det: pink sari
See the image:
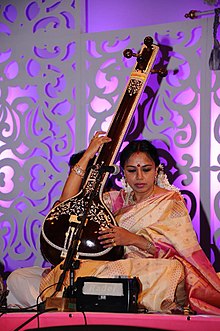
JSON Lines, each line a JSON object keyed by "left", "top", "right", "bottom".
{"left": 40, "top": 190, "right": 220, "bottom": 314}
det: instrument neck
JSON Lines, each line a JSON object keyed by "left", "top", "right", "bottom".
{"left": 84, "top": 42, "right": 159, "bottom": 189}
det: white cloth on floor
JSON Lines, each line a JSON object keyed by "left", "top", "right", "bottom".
{"left": 7, "top": 266, "right": 46, "bottom": 308}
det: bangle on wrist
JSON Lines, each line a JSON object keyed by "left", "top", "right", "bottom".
{"left": 72, "top": 163, "right": 85, "bottom": 178}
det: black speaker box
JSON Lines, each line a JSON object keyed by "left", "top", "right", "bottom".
{"left": 75, "top": 277, "right": 140, "bottom": 313}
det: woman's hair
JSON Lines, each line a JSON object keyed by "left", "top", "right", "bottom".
{"left": 68, "top": 150, "right": 95, "bottom": 169}
{"left": 68, "top": 150, "right": 85, "bottom": 168}
{"left": 120, "top": 140, "right": 160, "bottom": 169}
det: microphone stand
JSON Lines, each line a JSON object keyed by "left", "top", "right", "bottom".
{"left": 57, "top": 217, "right": 82, "bottom": 299}
{"left": 55, "top": 169, "right": 103, "bottom": 301}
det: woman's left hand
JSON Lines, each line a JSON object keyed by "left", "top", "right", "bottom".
{"left": 98, "top": 224, "right": 136, "bottom": 248}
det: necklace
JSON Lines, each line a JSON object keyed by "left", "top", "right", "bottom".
{"left": 128, "top": 185, "right": 155, "bottom": 205}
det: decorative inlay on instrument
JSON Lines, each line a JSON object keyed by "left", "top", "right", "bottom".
{"left": 40, "top": 37, "right": 162, "bottom": 266}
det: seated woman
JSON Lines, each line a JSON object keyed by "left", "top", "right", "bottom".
{"left": 40, "top": 133, "right": 220, "bottom": 315}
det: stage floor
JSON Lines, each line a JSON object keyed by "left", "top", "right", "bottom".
{"left": 0, "top": 312, "right": 220, "bottom": 331}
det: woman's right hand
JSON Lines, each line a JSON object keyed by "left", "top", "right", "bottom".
{"left": 83, "top": 131, "right": 112, "bottom": 161}
{"left": 58, "top": 131, "right": 111, "bottom": 202}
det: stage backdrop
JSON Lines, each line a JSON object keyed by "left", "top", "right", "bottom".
{"left": 0, "top": 0, "right": 219, "bottom": 273}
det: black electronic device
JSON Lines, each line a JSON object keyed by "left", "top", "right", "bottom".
{"left": 75, "top": 276, "right": 140, "bottom": 313}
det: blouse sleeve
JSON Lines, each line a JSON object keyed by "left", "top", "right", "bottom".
{"left": 103, "top": 190, "right": 125, "bottom": 214}
{"left": 103, "top": 192, "right": 113, "bottom": 212}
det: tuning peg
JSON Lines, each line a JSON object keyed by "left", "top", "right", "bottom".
{"left": 124, "top": 36, "right": 154, "bottom": 59}
{"left": 151, "top": 68, "right": 168, "bottom": 77}
{"left": 124, "top": 36, "right": 155, "bottom": 60}
{"left": 144, "top": 36, "right": 154, "bottom": 47}
{"left": 184, "top": 10, "right": 199, "bottom": 20}
{"left": 123, "top": 49, "right": 139, "bottom": 59}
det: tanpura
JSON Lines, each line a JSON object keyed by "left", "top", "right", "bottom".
{"left": 40, "top": 36, "right": 166, "bottom": 267}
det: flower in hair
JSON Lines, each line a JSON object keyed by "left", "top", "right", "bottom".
{"left": 156, "top": 164, "right": 180, "bottom": 193}
{"left": 120, "top": 177, "right": 133, "bottom": 194}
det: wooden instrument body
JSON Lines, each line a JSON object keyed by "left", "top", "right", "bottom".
{"left": 40, "top": 167, "right": 124, "bottom": 266}
{"left": 40, "top": 38, "right": 159, "bottom": 266}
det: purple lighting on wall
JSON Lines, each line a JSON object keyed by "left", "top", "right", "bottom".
{"left": 3, "top": 4, "right": 17, "bottom": 23}
{"left": 4, "top": 61, "right": 18, "bottom": 79}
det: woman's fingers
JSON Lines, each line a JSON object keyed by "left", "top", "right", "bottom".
{"left": 86, "top": 132, "right": 111, "bottom": 159}
{"left": 91, "top": 131, "right": 111, "bottom": 144}
{"left": 98, "top": 226, "right": 118, "bottom": 248}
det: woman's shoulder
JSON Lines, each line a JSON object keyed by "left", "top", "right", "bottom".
{"left": 154, "top": 186, "right": 183, "bottom": 202}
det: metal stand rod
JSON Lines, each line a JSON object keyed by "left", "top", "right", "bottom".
{"left": 185, "top": 8, "right": 220, "bottom": 19}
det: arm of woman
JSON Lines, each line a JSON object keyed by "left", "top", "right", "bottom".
{"left": 98, "top": 225, "right": 157, "bottom": 256}
{"left": 59, "top": 132, "right": 111, "bottom": 202}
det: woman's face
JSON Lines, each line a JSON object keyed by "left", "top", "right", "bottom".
{"left": 124, "top": 151, "right": 157, "bottom": 200}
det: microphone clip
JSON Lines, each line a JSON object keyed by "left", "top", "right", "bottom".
{"left": 98, "top": 164, "right": 120, "bottom": 176}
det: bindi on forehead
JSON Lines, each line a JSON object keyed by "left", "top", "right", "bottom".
{"left": 126, "top": 152, "right": 153, "bottom": 167}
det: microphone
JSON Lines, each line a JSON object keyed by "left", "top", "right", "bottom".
{"left": 99, "top": 164, "right": 120, "bottom": 175}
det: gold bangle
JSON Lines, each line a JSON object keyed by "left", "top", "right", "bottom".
{"left": 72, "top": 163, "right": 85, "bottom": 178}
